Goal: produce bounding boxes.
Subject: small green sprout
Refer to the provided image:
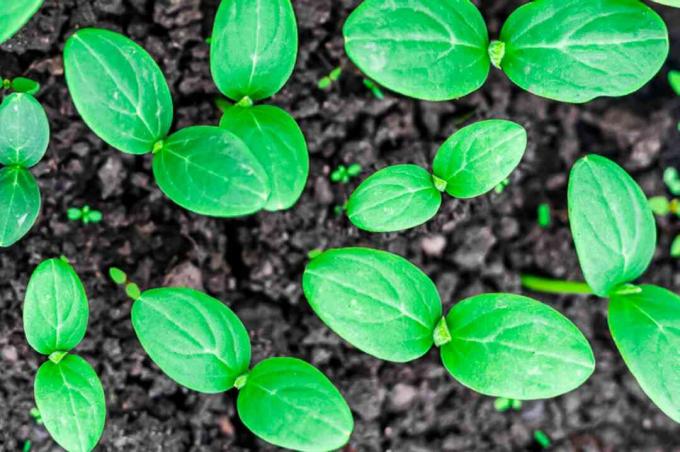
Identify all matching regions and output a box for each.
[0,0,44,44]
[522,155,680,424]
[534,430,551,448]
[494,178,509,194]
[363,78,384,99]
[23,258,106,451]
[344,0,669,103]
[303,247,594,400]
[29,407,42,425]
[669,70,680,96]
[537,203,551,228]
[671,235,680,258]
[2,77,41,95]
[318,67,342,90]
[22,440,31,452]
[330,163,362,183]
[663,167,680,195]
[494,397,522,412]
[346,120,527,232]
[67,205,103,224]
[333,204,346,216]
[108,266,141,300]
[108,267,127,285]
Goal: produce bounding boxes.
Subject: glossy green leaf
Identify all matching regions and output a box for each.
[0,0,43,44]
[24,258,89,355]
[0,93,49,167]
[237,357,353,452]
[344,0,489,101]
[500,0,669,103]
[11,77,41,95]
[210,0,298,101]
[440,293,595,399]
[63,28,173,155]
[219,105,308,211]
[568,155,656,297]
[609,285,680,423]
[152,126,270,217]
[132,287,251,393]
[346,164,441,232]
[0,166,40,247]
[34,355,106,452]
[303,247,442,362]
[432,120,527,198]
[650,0,680,6]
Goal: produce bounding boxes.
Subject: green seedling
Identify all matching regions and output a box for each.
[303,247,595,400]
[534,430,551,449]
[670,70,680,95]
[0,0,44,44]
[343,0,669,103]
[0,92,49,247]
[212,0,309,211]
[331,163,362,183]
[671,235,680,258]
[522,155,680,423]
[363,78,384,99]
[494,178,509,194]
[67,205,103,224]
[537,203,551,228]
[29,407,42,425]
[23,258,106,451]
[318,67,342,90]
[494,397,522,412]
[648,195,679,216]
[663,167,680,195]
[22,440,31,452]
[108,266,141,300]
[346,119,527,232]
[2,77,41,95]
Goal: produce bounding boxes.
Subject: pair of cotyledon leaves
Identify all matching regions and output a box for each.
[344,0,670,103]
[568,154,680,423]
[0,0,44,45]
[303,247,595,400]
[63,0,307,216]
[0,92,49,247]
[23,258,106,452]
[347,119,527,232]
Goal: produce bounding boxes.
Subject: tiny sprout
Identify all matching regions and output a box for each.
[648,195,680,217]
[333,205,345,216]
[318,67,342,90]
[537,203,551,228]
[363,79,384,99]
[108,267,127,285]
[2,77,40,95]
[494,178,509,194]
[23,440,31,452]
[125,282,141,300]
[494,397,522,412]
[30,407,42,424]
[671,235,680,258]
[670,70,680,96]
[331,163,362,183]
[663,167,680,196]
[67,205,103,224]
[534,430,551,448]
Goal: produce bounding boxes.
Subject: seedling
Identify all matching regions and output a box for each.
[494,178,509,194]
[0,92,49,247]
[494,397,522,412]
[318,67,342,90]
[537,203,551,228]
[303,247,595,400]
[343,0,669,103]
[670,70,680,95]
[363,79,384,100]
[671,235,680,258]
[330,163,362,183]
[346,119,527,232]
[534,430,551,449]
[2,77,41,95]
[108,267,141,300]
[109,275,353,451]
[67,205,102,224]
[0,0,44,44]
[23,257,106,451]
[212,0,309,211]
[648,195,679,216]
[29,407,42,425]
[22,440,31,452]
[663,167,680,195]
[522,155,680,423]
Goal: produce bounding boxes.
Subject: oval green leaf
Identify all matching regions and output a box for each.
[343,0,489,101]
[219,105,308,211]
[34,354,106,452]
[568,155,656,297]
[210,0,298,101]
[0,167,40,247]
[303,247,442,362]
[0,0,43,44]
[499,0,669,103]
[64,28,173,155]
[609,285,680,423]
[152,126,270,217]
[432,120,527,198]
[237,357,353,452]
[346,164,441,232]
[440,293,595,399]
[131,287,251,393]
[0,93,49,167]
[24,258,89,355]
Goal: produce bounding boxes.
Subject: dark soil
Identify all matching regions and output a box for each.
[1,1,680,451]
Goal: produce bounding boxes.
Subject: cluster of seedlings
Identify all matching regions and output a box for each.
[2,0,679,450]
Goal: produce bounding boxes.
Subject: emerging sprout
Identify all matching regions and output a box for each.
[534,430,551,449]
[67,205,102,224]
[318,67,342,90]
[663,167,680,195]
[494,397,522,412]
[537,203,551,228]
[330,163,362,184]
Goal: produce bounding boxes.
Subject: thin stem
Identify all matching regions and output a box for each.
[521,274,593,295]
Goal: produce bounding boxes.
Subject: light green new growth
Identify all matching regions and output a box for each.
[67,205,103,224]
[331,163,362,184]
[534,430,551,448]
[537,203,551,228]
[494,397,522,412]
[318,67,342,90]
[663,167,680,195]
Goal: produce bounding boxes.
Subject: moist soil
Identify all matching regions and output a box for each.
[1,1,680,451]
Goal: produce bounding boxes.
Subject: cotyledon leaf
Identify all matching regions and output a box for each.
[568,154,656,297]
[210,0,298,101]
[0,166,40,247]
[152,126,270,217]
[63,28,173,155]
[344,0,489,101]
[219,105,308,211]
[432,120,527,199]
[499,0,669,103]
[346,164,441,232]
[0,93,50,167]
[34,354,106,452]
[237,357,354,452]
[303,247,442,362]
[440,293,595,399]
[24,258,89,355]
[609,285,680,423]
[131,287,251,393]
[0,0,44,44]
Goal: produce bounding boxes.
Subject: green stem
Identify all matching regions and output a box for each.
[520,274,593,295]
